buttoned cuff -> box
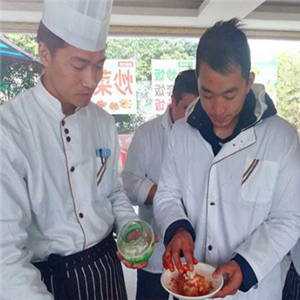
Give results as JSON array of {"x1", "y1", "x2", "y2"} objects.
[
  {"x1": 164, "y1": 219, "x2": 196, "y2": 247},
  {"x1": 231, "y1": 253, "x2": 258, "y2": 292}
]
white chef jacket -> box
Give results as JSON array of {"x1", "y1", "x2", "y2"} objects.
[
  {"x1": 291, "y1": 239, "x2": 300, "y2": 276},
  {"x1": 0, "y1": 79, "x2": 138, "y2": 300},
  {"x1": 122, "y1": 107, "x2": 172, "y2": 273},
  {"x1": 154, "y1": 86, "x2": 300, "y2": 300}
]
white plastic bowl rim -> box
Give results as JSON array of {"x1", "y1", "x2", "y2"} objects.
[{"x1": 161, "y1": 262, "x2": 224, "y2": 300}]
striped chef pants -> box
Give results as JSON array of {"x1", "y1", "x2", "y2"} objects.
[
  {"x1": 33, "y1": 233, "x2": 128, "y2": 300},
  {"x1": 283, "y1": 262, "x2": 300, "y2": 300}
]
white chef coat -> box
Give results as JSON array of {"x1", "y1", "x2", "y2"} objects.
[
  {"x1": 291, "y1": 239, "x2": 300, "y2": 276},
  {"x1": 122, "y1": 107, "x2": 172, "y2": 273},
  {"x1": 0, "y1": 79, "x2": 138, "y2": 300},
  {"x1": 154, "y1": 86, "x2": 300, "y2": 300}
]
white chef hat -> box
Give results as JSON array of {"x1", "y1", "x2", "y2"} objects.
[{"x1": 42, "y1": 0, "x2": 113, "y2": 52}]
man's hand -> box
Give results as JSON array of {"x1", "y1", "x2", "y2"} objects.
[
  {"x1": 116, "y1": 236, "x2": 159, "y2": 270},
  {"x1": 116, "y1": 251, "x2": 148, "y2": 269},
  {"x1": 162, "y1": 228, "x2": 197, "y2": 274},
  {"x1": 212, "y1": 261, "x2": 243, "y2": 298}
]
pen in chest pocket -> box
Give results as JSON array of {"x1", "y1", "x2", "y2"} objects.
[
  {"x1": 242, "y1": 158, "x2": 260, "y2": 185},
  {"x1": 96, "y1": 148, "x2": 111, "y2": 185}
]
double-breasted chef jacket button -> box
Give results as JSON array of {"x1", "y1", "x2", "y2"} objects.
[
  {"x1": 61, "y1": 120, "x2": 65, "y2": 126},
  {"x1": 70, "y1": 166, "x2": 75, "y2": 172},
  {"x1": 66, "y1": 136, "x2": 71, "y2": 142},
  {"x1": 79, "y1": 213, "x2": 84, "y2": 219},
  {"x1": 208, "y1": 245, "x2": 213, "y2": 251},
  {"x1": 64, "y1": 128, "x2": 69, "y2": 134}
]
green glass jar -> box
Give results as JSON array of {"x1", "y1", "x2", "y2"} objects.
[{"x1": 117, "y1": 220, "x2": 155, "y2": 264}]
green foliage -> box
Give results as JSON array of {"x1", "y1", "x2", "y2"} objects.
[
  {"x1": 5, "y1": 34, "x2": 39, "y2": 58},
  {"x1": 1, "y1": 34, "x2": 41, "y2": 102},
  {"x1": 107, "y1": 38, "x2": 197, "y2": 81},
  {"x1": 276, "y1": 52, "x2": 300, "y2": 129},
  {"x1": 1, "y1": 60, "x2": 41, "y2": 101}
]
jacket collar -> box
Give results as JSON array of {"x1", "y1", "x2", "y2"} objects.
[
  {"x1": 186, "y1": 84, "x2": 276, "y2": 155},
  {"x1": 213, "y1": 128, "x2": 257, "y2": 162},
  {"x1": 246, "y1": 84, "x2": 277, "y2": 129},
  {"x1": 33, "y1": 78, "x2": 81, "y2": 120}
]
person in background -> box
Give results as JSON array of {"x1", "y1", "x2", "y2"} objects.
[
  {"x1": 122, "y1": 69, "x2": 199, "y2": 300},
  {"x1": 283, "y1": 240, "x2": 300, "y2": 299},
  {"x1": 154, "y1": 18, "x2": 300, "y2": 300},
  {"x1": 0, "y1": 1, "x2": 144, "y2": 299}
]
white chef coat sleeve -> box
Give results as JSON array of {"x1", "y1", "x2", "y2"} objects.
[
  {"x1": 235, "y1": 131, "x2": 300, "y2": 283},
  {"x1": 0, "y1": 131, "x2": 54, "y2": 300},
  {"x1": 122, "y1": 127, "x2": 155, "y2": 207},
  {"x1": 108, "y1": 125, "x2": 139, "y2": 233},
  {"x1": 153, "y1": 130, "x2": 189, "y2": 241}
]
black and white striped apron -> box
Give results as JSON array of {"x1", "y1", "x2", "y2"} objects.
[
  {"x1": 283, "y1": 262, "x2": 300, "y2": 300},
  {"x1": 33, "y1": 233, "x2": 127, "y2": 300}
]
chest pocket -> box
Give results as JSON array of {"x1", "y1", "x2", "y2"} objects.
[
  {"x1": 241, "y1": 157, "x2": 279, "y2": 205},
  {"x1": 94, "y1": 147, "x2": 112, "y2": 198}
]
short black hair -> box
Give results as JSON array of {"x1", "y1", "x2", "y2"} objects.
[
  {"x1": 196, "y1": 18, "x2": 251, "y2": 81},
  {"x1": 172, "y1": 69, "x2": 199, "y2": 104},
  {"x1": 37, "y1": 21, "x2": 66, "y2": 56}
]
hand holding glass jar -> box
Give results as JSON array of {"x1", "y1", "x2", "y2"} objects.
[{"x1": 117, "y1": 220, "x2": 155, "y2": 265}]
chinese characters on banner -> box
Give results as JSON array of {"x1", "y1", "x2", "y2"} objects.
[
  {"x1": 92, "y1": 60, "x2": 137, "y2": 114},
  {"x1": 152, "y1": 60, "x2": 195, "y2": 114}
]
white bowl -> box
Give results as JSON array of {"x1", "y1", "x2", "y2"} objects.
[{"x1": 161, "y1": 262, "x2": 224, "y2": 300}]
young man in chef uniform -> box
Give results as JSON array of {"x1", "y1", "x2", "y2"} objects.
[
  {"x1": 154, "y1": 18, "x2": 300, "y2": 300},
  {"x1": 0, "y1": 1, "x2": 143, "y2": 299},
  {"x1": 122, "y1": 69, "x2": 199, "y2": 300}
]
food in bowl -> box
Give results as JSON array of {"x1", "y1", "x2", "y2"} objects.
[
  {"x1": 171, "y1": 265, "x2": 211, "y2": 297},
  {"x1": 161, "y1": 262, "x2": 224, "y2": 300}
]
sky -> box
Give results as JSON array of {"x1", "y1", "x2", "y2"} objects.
[{"x1": 249, "y1": 39, "x2": 300, "y2": 62}]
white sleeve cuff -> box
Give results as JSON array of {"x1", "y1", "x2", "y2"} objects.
[{"x1": 137, "y1": 177, "x2": 156, "y2": 206}]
